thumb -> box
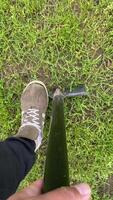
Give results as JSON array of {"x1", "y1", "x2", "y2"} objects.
[
  {"x1": 8, "y1": 180, "x2": 43, "y2": 200},
  {"x1": 37, "y1": 183, "x2": 91, "y2": 200}
]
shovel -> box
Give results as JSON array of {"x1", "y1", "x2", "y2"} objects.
[{"x1": 43, "y1": 85, "x2": 87, "y2": 193}]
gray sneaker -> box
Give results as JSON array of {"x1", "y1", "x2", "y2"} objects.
[{"x1": 15, "y1": 81, "x2": 48, "y2": 151}]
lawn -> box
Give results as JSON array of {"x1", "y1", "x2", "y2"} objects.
[{"x1": 0, "y1": 0, "x2": 113, "y2": 199}]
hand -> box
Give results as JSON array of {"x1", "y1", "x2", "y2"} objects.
[{"x1": 8, "y1": 180, "x2": 91, "y2": 200}]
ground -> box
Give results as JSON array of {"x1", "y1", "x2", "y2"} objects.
[{"x1": 0, "y1": 0, "x2": 113, "y2": 199}]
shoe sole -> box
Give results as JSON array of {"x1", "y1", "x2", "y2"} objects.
[{"x1": 22, "y1": 80, "x2": 49, "y2": 105}]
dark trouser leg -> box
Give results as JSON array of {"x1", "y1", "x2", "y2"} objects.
[{"x1": 0, "y1": 137, "x2": 36, "y2": 200}]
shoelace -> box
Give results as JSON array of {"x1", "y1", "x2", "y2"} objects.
[
  {"x1": 21, "y1": 108, "x2": 45, "y2": 151},
  {"x1": 22, "y1": 108, "x2": 41, "y2": 133}
]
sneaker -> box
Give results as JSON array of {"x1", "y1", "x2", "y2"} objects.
[{"x1": 15, "y1": 81, "x2": 48, "y2": 151}]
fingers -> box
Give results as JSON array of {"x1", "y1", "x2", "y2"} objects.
[
  {"x1": 23, "y1": 180, "x2": 43, "y2": 196},
  {"x1": 36, "y1": 183, "x2": 91, "y2": 200},
  {"x1": 74, "y1": 184, "x2": 91, "y2": 200},
  {"x1": 8, "y1": 182, "x2": 91, "y2": 200},
  {"x1": 8, "y1": 180, "x2": 43, "y2": 200}
]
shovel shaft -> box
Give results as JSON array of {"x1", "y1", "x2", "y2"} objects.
[{"x1": 43, "y1": 93, "x2": 69, "y2": 193}]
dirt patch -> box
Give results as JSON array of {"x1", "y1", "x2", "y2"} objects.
[
  {"x1": 1, "y1": 62, "x2": 51, "y2": 87},
  {"x1": 71, "y1": 2, "x2": 81, "y2": 16},
  {"x1": 94, "y1": 0, "x2": 99, "y2": 5},
  {"x1": 37, "y1": 66, "x2": 51, "y2": 87},
  {"x1": 98, "y1": 174, "x2": 113, "y2": 198}
]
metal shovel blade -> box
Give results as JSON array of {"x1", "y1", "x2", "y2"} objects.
[
  {"x1": 64, "y1": 85, "x2": 87, "y2": 98},
  {"x1": 49, "y1": 85, "x2": 87, "y2": 99}
]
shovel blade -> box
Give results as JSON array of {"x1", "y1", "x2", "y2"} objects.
[
  {"x1": 64, "y1": 85, "x2": 87, "y2": 98},
  {"x1": 49, "y1": 85, "x2": 87, "y2": 99}
]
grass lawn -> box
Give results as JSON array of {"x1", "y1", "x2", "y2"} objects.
[{"x1": 0, "y1": 0, "x2": 113, "y2": 199}]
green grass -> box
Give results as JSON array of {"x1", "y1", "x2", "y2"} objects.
[{"x1": 0, "y1": 0, "x2": 113, "y2": 199}]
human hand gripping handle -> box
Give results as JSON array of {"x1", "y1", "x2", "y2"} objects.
[{"x1": 8, "y1": 180, "x2": 91, "y2": 200}]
